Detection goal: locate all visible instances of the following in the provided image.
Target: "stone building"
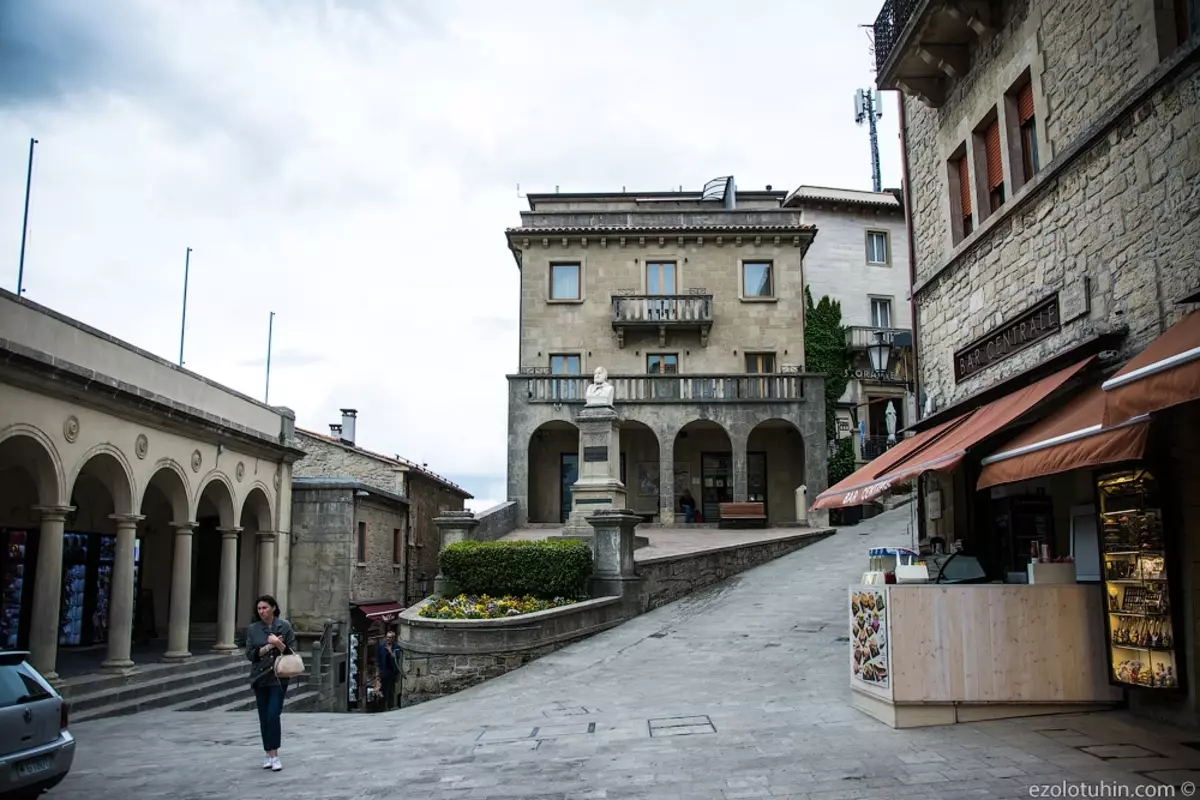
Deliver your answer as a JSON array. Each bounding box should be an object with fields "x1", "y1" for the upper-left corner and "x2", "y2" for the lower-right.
[
  {"x1": 782, "y1": 186, "x2": 915, "y2": 463},
  {"x1": 291, "y1": 417, "x2": 471, "y2": 611},
  {"x1": 819, "y1": 0, "x2": 1200, "y2": 724},
  {"x1": 0, "y1": 288, "x2": 302, "y2": 682},
  {"x1": 505, "y1": 178, "x2": 828, "y2": 528}
]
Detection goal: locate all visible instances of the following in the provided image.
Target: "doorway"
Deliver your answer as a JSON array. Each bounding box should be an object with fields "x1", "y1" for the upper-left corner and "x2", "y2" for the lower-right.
[
  {"x1": 560, "y1": 453, "x2": 578, "y2": 523},
  {"x1": 748, "y1": 451, "x2": 768, "y2": 511},
  {"x1": 701, "y1": 452, "x2": 733, "y2": 522}
]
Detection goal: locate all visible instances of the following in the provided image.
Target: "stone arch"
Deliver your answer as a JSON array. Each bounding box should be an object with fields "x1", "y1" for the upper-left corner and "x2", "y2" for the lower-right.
[
  {"x1": 0, "y1": 422, "x2": 66, "y2": 507},
  {"x1": 527, "y1": 420, "x2": 580, "y2": 524},
  {"x1": 672, "y1": 419, "x2": 733, "y2": 523},
  {"x1": 619, "y1": 420, "x2": 661, "y2": 517},
  {"x1": 195, "y1": 470, "x2": 237, "y2": 529},
  {"x1": 139, "y1": 458, "x2": 193, "y2": 523},
  {"x1": 239, "y1": 483, "x2": 274, "y2": 533},
  {"x1": 68, "y1": 443, "x2": 137, "y2": 517},
  {"x1": 747, "y1": 418, "x2": 807, "y2": 524}
]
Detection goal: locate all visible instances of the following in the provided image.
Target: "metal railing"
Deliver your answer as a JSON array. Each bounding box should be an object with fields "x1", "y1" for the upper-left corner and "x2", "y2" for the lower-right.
[
  {"x1": 612, "y1": 294, "x2": 713, "y2": 324},
  {"x1": 520, "y1": 373, "x2": 809, "y2": 403},
  {"x1": 873, "y1": 0, "x2": 920, "y2": 74},
  {"x1": 861, "y1": 435, "x2": 897, "y2": 461},
  {"x1": 846, "y1": 326, "x2": 910, "y2": 349}
]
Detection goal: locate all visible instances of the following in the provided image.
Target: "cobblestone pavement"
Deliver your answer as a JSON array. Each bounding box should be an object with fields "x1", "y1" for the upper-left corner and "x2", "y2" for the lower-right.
[{"x1": 58, "y1": 507, "x2": 1200, "y2": 799}]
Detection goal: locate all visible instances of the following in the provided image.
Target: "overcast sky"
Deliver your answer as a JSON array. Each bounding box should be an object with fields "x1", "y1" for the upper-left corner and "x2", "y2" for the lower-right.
[{"x1": 0, "y1": 0, "x2": 901, "y2": 511}]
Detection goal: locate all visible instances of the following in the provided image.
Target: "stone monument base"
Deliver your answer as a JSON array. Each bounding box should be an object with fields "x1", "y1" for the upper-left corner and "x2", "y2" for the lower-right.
[{"x1": 562, "y1": 478, "x2": 627, "y2": 537}]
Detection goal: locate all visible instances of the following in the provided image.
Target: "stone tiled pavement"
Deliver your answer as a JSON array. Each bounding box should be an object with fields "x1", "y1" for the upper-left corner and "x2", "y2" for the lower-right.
[
  {"x1": 57, "y1": 508, "x2": 1200, "y2": 798},
  {"x1": 501, "y1": 524, "x2": 831, "y2": 561}
]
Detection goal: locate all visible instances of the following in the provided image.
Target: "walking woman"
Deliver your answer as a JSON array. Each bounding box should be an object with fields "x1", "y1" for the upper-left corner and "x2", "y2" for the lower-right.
[{"x1": 246, "y1": 594, "x2": 297, "y2": 771}]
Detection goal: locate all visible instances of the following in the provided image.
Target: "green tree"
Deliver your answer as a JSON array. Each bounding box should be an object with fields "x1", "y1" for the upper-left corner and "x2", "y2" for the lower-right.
[{"x1": 803, "y1": 286, "x2": 851, "y2": 442}]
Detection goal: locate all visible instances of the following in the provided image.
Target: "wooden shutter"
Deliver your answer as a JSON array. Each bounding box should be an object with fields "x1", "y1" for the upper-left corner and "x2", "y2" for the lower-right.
[
  {"x1": 958, "y1": 156, "x2": 972, "y2": 216},
  {"x1": 985, "y1": 121, "x2": 1003, "y2": 189},
  {"x1": 1018, "y1": 83, "x2": 1035, "y2": 124}
]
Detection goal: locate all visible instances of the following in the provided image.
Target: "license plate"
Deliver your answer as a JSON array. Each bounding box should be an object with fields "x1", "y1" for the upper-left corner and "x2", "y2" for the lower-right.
[{"x1": 16, "y1": 755, "x2": 51, "y2": 777}]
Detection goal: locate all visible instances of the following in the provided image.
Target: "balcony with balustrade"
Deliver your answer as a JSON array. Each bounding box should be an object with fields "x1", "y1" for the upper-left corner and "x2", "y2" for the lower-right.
[
  {"x1": 611, "y1": 292, "x2": 714, "y2": 348},
  {"x1": 873, "y1": 0, "x2": 996, "y2": 108},
  {"x1": 513, "y1": 370, "x2": 814, "y2": 404}
]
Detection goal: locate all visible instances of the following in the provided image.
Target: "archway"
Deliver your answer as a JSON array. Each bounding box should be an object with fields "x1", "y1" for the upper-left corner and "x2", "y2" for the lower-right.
[
  {"x1": 672, "y1": 420, "x2": 733, "y2": 524},
  {"x1": 0, "y1": 431, "x2": 64, "y2": 652},
  {"x1": 619, "y1": 421, "x2": 661, "y2": 519},
  {"x1": 527, "y1": 421, "x2": 579, "y2": 523},
  {"x1": 747, "y1": 418, "x2": 807, "y2": 525},
  {"x1": 192, "y1": 475, "x2": 236, "y2": 634},
  {"x1": 138, "y1": 464, "x2": 192, "y2": 652},
  {"x1": 240, "y1": 486, "x2": 274, "y2": 609}
]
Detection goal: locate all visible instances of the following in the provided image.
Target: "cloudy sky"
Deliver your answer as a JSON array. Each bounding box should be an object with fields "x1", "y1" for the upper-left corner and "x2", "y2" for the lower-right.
[{"x1": 0, "y1": 0, "x2": 901, "y2": 510}]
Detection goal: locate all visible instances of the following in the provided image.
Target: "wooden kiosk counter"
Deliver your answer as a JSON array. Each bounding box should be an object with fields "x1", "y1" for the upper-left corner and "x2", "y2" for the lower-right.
[{"x1": 849, "y1": 582, "x2": 1122, "y2": 728}]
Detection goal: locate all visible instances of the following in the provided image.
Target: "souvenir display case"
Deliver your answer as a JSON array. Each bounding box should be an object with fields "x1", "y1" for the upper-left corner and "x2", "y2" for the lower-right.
[{"x1": 1097, "y1": 468, "x2": 1183, "y2": 691}]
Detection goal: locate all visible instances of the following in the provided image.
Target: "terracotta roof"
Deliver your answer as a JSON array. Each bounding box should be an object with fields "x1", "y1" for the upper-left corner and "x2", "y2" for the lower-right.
[
  {"x1": 506, "y1": 223, "x2": 815, "y2": 236},
  {"x1": 783, "y1": 185, "x2": 901, "y2": 209},
  {"x1": 294, "y1": 429, "x2": 473, "y2": 498}
]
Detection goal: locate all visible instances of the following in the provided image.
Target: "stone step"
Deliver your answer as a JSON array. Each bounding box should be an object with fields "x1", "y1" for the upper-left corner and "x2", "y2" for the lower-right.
[
  {"x1": 71, "y1": 667, "x2": 250, "y2": 723},
  {"x1": 60, "y1": 652, "x2": 242, "y2": 704},
  {"x1": 174, "y1": 684, "x2": 321, "y2": 714}
]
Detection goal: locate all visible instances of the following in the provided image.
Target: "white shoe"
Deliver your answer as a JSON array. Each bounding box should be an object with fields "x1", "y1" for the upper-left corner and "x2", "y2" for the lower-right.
[
  {"x1": 262, "y1": 756, "x2": 273, "y2": 769},
  {"x1": 271, "y1": 757, "x2": 282, "y2": 772}
]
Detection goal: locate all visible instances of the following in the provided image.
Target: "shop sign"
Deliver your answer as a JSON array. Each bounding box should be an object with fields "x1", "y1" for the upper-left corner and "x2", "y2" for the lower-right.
[
  {"x1": 850, "y1": 587, "x2": 890, "y2": 688},
  {"x1": 954, "y1": 294, "x2": 1061, "y2": 383},
  {"x1": 845, "y1": 367, "x2": 907, "y2": 384}
]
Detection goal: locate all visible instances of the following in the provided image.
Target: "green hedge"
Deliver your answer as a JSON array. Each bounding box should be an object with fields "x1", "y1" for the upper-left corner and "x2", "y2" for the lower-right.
[{"x1": 438, "y1": 539, "x2": 593, "y2": 599}]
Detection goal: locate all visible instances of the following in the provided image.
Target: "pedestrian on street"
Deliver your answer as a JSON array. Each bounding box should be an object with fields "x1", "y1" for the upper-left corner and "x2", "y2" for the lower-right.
[
  {"x1": 246, "y1": 594, "x2": 297, "y2": 772},
  {"x1": 378, "y1": 630, "x2": 400, "y2": 710}
]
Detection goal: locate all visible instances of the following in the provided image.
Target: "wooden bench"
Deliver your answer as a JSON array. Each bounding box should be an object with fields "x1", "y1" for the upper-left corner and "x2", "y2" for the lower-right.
[{"x1": 718, "y1": 502, "x2": 767, "y2": 529}]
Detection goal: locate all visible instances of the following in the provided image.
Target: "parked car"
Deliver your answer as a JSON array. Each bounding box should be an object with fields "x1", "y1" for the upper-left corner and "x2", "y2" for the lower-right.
[{"x1": 0, "y1": 652, "x2": 74, "y2": 799}]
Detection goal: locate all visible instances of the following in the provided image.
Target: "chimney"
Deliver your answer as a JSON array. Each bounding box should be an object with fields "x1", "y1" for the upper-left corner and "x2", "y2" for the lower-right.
[
  {"x1": 329, "y1": 423, "x2": 343, "y2": 438},
  {"x1": 340, "y1": 408, "x2": 357, "y2": 445}
]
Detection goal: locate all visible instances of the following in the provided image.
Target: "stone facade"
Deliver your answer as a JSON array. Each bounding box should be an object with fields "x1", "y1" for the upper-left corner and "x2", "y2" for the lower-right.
[
  {"x1": 505, "y1": 185, "x2": 829, "y2": 527},
  {"x1": 895, "y1": 0, "x2": 1199, "y2": 411},
  {"x1": 292, "y1": 429, "x2": 470, "y2": 606}
]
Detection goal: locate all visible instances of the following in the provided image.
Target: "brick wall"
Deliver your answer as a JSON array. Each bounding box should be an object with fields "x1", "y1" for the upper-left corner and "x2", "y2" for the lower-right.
[{"x1": 350, "y1": 496, "x2": 408, "y2": 604}]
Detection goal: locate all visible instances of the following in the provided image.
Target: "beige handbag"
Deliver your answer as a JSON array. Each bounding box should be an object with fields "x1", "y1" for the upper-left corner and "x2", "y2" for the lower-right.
[{"x1": 274, "y1": 648, "x2": 305, "y2": 678}]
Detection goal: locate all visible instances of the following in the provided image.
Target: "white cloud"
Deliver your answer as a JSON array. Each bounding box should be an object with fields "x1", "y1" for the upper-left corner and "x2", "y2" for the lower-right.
[{"x1": 0, "y1": 0, "x2": 902, "y2": 499}]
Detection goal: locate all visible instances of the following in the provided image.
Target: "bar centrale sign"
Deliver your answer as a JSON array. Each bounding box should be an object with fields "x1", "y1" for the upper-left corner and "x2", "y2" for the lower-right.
[{"x1": 954, "y1": 295, "x2": 1061, "y2": 383}]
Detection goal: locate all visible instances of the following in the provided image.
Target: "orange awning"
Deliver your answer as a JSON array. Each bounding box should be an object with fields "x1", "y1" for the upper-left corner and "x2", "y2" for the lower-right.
[
  {"x1": 977, "y1": 383, "x2": 1150, "y2": 490},
  {"x1": 812, "y1": 357, "x2": 1094, "y2": 510},
  {"x1": 1102, "y1": 310, "x2": 1200, "y2": 426}
]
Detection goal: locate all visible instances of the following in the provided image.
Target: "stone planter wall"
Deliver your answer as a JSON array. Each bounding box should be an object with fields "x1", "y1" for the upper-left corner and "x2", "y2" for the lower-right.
[
  {"x1": 399, "y1": 596, "x2": 624, "y2": 706},
  {"x1": 637, "y1": 529, "x2": 835, "y2": 611}
]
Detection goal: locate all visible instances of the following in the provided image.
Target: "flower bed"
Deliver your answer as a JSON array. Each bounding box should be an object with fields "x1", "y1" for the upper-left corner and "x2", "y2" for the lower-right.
[{"x1": 418, "y1": 594, "x2": 577, "y2": 620}]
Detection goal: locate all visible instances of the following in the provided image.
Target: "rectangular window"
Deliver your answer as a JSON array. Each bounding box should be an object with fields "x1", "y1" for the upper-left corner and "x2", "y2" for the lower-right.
[
  {"x1": 356, "y1": 521, "x2": 366, "y2": 563},
  {"x1": 549, "y1": 262, "x2": 580, "y2": 300},
  {"x1": 741, "y1": 261, "x2": 774, "y2": 299},
  {"x1": 549, "y1": 353, "x2": 581, "y2": 400},
  {"x1": 647, "y1": 354, "x2": 678, "y2": 374},
  {"x1": 646, "y1": 261, "x2": 677, "y2": 295},
  {"x1": 549, "y1": 354, "x2": 581, "y2": 374},
  {"x1": 393, "y1": 528, "x2": 402, "y2": 565},
  {"x1": 985, "y1": 118, "x2": 1005, "y2": 213},
  {"x1": 871, "y1": 298, "x2": 893, "y2": 329},
  {"x1": 1017, "y1": 83, "x2": 1040, "y2": 182},
  {"x1": 745, "y1": 353, "x2": 776, "y2": 373},
  {"x1": 958, "y1": 155, "x2": 974, "y2": 236},
  {"x1": 866, "y1": 231, "x2": 889, "y2": 265}
]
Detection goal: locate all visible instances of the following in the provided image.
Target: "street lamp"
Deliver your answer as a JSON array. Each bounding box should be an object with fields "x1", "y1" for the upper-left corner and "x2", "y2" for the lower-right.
[{"x1": 868, "y1": 330, "x2": 892, "y2": 375}]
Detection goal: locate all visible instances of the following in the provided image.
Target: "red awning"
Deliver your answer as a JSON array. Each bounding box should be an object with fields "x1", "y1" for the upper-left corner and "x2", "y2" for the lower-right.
[
  {"x1": 977, "y1": 382, "x2": 1150, "y2": 490},
  {"x1": 812, "y1": 357, "x2": 1094, "y2": 510},
  {"x1": 1102, "y1": 310, "x2": 1200, "y2": 426},
  {"x1": 357, "y1": 602, "x2": 404, "y2": 621}
]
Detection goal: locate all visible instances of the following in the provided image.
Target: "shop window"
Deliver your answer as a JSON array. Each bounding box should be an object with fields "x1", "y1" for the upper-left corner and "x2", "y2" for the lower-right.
[{"x1": 356, "y1": 521, "x2": 367, "y2": 564}]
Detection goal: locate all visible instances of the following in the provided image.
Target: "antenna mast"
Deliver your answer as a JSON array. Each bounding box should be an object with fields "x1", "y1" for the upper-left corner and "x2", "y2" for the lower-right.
[{"x1": 854, "y1": 88, "x2": 884, "y2": 193}]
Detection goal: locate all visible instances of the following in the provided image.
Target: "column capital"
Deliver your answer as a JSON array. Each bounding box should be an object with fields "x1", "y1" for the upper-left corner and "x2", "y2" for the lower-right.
[
  {"x1": 255, "y1": 530, "x2": 277, "y2": 542},
  {"x1": 108, "y1": 513, "x2": 146, "y2": 527},
  {"x1": 170, "y1": 520, "x2": 197, "y2": 535},
  {"x1": 32, "y1": 505, "x2": 75, "y2": 522},
  {"x1": 217, "y1": 526, "x2": 243, "y2": 540}
]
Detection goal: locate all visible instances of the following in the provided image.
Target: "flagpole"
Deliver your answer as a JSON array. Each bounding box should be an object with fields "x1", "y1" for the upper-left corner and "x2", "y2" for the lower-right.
[
  {"x1": 179, "y1": 247, "x2": 192, "y2": 366},
  {"x1": 16, "y1": 137, "x2": 38, "y2": 295}
]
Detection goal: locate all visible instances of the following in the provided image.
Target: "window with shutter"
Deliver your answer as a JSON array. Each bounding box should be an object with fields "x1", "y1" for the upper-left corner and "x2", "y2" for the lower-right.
[
  {"x1": 1017, "y1": 82, "x2": 1040, "y2": 181},
  {"x1": 985, "y1": 119, "x2": 1005, "y2": 212},
  {"x1": 958, "y1": 155, "x2": 973, "y2": 236},
  {"x1": 1018, "y1": 84, "x2": 1035, "y2": 124}
]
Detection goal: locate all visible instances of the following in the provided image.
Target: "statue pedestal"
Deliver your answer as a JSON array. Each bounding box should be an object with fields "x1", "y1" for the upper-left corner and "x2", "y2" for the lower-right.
[{"x1": 562, "y1": 405, "x2": 626, "y2": 538}]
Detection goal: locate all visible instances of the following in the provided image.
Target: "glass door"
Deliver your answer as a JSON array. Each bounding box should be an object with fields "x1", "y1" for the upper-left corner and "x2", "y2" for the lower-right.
[
  {"x1": 560, "y1": 453, "x2": 578, "y2": 523},
  {"x1": 748, "y1": 452, "x2": 768, "y2": 509},
  {"x1": 701, "y1": 453, "x2": 732, "y2": 523},
  {"x1": 745, "y1": 353, "x2": 776, "y2": 399},
  {"x1": 646, "y1": 262, "x2": 677, "y2": 320}
]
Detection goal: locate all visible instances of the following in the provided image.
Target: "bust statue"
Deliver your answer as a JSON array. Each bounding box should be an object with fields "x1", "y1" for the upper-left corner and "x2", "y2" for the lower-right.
[{"x1": 584, "y1": 366, "x2": 615, "y2": 407}]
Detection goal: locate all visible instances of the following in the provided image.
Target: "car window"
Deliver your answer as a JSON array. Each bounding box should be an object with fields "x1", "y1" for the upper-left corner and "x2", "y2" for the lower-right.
[{"x1": 0, "y1": 664, "x2": 51, "y2": 708}]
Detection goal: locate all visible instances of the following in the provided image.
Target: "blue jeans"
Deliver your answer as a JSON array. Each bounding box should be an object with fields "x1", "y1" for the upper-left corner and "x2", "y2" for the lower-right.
[
  {"x1": 254, "y1": 681, "x2": 287, "y2": 751},
  {"x1": 683, "y1": 507, "x2": 695, "y2": 523}
]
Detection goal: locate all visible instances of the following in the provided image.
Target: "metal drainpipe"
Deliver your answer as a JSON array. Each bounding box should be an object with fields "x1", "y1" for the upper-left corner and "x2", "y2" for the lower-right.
[{"x1": 897, "y1": 90, "x2": 927, "y2": 544}]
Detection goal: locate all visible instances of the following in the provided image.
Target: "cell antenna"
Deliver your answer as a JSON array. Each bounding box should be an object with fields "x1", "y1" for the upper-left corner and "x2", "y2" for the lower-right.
[{"x1": 854, "y1": 88, "x2": 884, "y2": 192}]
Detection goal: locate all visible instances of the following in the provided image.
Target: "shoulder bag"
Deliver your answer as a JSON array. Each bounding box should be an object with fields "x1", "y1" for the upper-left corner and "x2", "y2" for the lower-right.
[{"x1": 275, "y1": 646, "x2": 304, "y2": 678}]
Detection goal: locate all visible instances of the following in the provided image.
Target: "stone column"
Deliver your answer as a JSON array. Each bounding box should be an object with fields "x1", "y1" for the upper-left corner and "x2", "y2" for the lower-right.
[
  {"x1": 162, "y1": 521, "x2": 195, "y2": 662},
  {"x1": 433, "y1": 511, "x2": 480, "y2": 595},
  {"x1": 732, "y1": 437, "x2": 749, "y2": 503},
  {"x1": 586, "y1": 509, "x2": 643, "y2": 614},
  {"x1": 28, "y1": 505, "x2": 74, "y2": 681},
  {"x1": 103, "y1": 513, "x2": 144, "y2": 672},
  {"x1": 658, "y1": 438, "x2": 675, "y2": 525},
  {"x1": 213, "y1": 527, "x2": 242, "y2": 653},
  {"x1": 563, "y1": 405, "x2": 627, "y2": 537},
  {"x1": 257, "y1": 531, "x2": 277, "y2": 597}
]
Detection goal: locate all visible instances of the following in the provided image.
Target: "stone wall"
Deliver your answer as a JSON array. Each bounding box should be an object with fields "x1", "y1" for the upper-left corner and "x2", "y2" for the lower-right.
[
  {"x1": 636, "y1": 529, "x2": 835, "y2": 611},
  {"x1": 293, "y1": 431, "x2": 404, "y2": 494},
  {"x1": 911, "y1": 45, "x2": 1199, "y2": 407},
  {"x1": 288, "y1": 486, "x2": 355, "y2": 633},
  {"x1": 350, "y1": 496, "x2": 408, "y2": 604},
  {"x1": 399, "y1": 597, "x2": 625, "y2": 706},
  {"x1": 474, "y1": 500, "x2": 519, "y2": 542},
  {"x1": 404, "y1": 473, "x2": 467, "y2": 604}
]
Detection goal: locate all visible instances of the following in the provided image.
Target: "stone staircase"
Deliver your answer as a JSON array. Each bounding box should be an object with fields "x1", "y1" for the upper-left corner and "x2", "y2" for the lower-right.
[{"x1": 61, "y1": 653, "x2": 320, "y2": 723}]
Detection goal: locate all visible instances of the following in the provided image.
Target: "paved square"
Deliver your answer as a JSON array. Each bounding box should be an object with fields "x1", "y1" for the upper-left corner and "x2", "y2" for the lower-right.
[{"x1": 53, "y1": 507, "x2": 1200, "y2": 799}]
